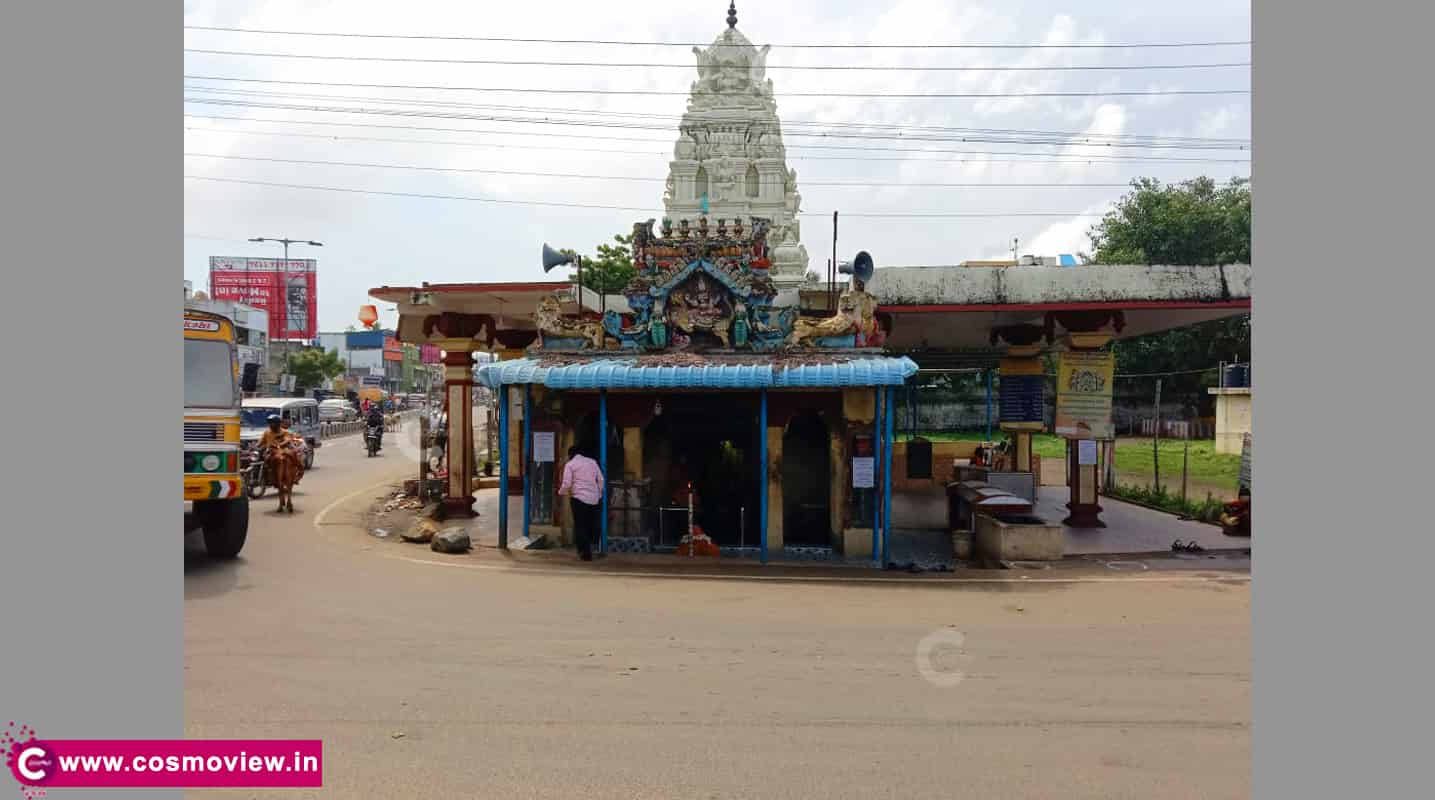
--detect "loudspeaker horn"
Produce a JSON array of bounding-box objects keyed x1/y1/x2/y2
[
  {"x1": 837, "y1": 250, "x2": 874, "y2": 284},
  {"x1": 541, "y1": 243, "x2": 573, "y2": 272}
]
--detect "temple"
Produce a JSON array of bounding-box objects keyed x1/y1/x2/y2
[
  {"x1": 366, "y1": 2, "x2": 1252, "y2": 565},
  {"x1": 478, "y1": 210, "x2": 915, "y2": 561},
  {"x1": 662, "y1": 2, "x2": 810, "y2": 288}
]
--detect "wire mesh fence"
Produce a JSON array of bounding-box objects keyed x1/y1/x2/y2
[{"x1": 890, "y1": 366, "x2": 1247, "y2": 505}]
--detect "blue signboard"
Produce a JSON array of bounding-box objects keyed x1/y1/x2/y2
[{"x1": 999, "y1": 375, "x2": 1045, "y2": 423}]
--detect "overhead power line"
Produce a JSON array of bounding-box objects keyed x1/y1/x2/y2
[
  {"x1": 184, "y1": 124, "x2": 1253, "y2": 166},
  {"x1": 183, "y1": 48, "x2": 1251, "y2": 72},
  {"x1": 180, "y1": 87, "x2": 1249, "y2": 144},
  {"x1": 181, "y1": 99, "x2": 1249, "y2": 153},
  {"x1": 184, "y1": 151, "x2": 1150, "y2": 188},
  {"x1": 183, "y1": 175, "x2": 1108, "y2": 217},
  {"x1": 183, "y1": 74, "x2": 1250, "y2": 99},
  {"x1": 183, "y1": 25, "x2": 1252, "y2": 50}
]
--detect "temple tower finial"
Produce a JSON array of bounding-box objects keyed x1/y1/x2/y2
[{"x1": 727, "y1": 2, "x2": 738, "y2": 29}]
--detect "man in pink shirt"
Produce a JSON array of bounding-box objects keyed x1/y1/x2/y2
[{"x1": 559, "y1": 445, "x2": 605, "y2": 561}]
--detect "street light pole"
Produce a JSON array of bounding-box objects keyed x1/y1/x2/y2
[{"x1": 248, "y1": 237, "x2": 323, "y2": 343}]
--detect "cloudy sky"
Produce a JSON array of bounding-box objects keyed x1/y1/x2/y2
[{"x1": 183, "y1": 0, "x2": 1250, "y2": 331}]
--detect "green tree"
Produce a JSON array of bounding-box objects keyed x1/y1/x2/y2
[
  {"x1": 286, "y1": 348, "x2": 346, "y2": 389},
  {"x1": 1085, "y1": 177, "x2": 1252, "y2": 415},
  {"x1": 1088, "y1": 176, "x2": 1250, "y2": 266},
  {"x1": 563, "y1": 233, "x2": 637, "y2": 294}
]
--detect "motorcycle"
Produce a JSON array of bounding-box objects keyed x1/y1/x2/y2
[
  {"x1": 241, "y1": 446, "x2": 267, "y2": 499},
  {"x1": 364, "y1": 424, "x2": 383, "y2": 457}
]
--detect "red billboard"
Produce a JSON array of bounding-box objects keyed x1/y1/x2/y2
[
  {"x1": 208, "y1": 257, "x2": 318, "y2": 341},
  {"x1": 383, "y1": 335, "x2": 403, "y2": 362}
]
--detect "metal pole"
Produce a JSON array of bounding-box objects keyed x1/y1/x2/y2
[
  {"x1": 599, "y1": 389, "x2": 608, "y2": 556},
  {"x1": 1152, "y1": 378, "x2": 1163, "y2": 493},
  {"x1": 883, "y1": 385, "x2": 895, "y2": 564},
  {"x1": 759, "y1": 389, "x2": 768, "y2": 564},
  {"x1": 498, "y1": 384, "x2": 509, "y2": 548},
  {"x1": 873, "y1": 386, "x2": 883, "y2": 565},
  {"x1": 521, "y1": 384, "x2": 532, "y2": 543},
  {"x1": 418, "y1": 414, "x2": 429, "y2": 500},
  {"x1": 831, "y1": 211, "x2": 839, "y2": 312}
]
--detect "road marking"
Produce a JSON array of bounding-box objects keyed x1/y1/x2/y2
[
  {"x1": 313, "y1": 478, "x2": 408, "y2": 530},
  {"x1": 386, "y1": 555, "x2": 1250, "y2": 585}
]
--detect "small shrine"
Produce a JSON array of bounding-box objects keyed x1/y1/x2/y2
[{"x1": 482, "y1": 205, "x2": 912, "y2": 565}]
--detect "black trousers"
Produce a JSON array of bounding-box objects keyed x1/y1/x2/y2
[{"x1": 570, "y1": 498, "x2": 599, "y2": 558}]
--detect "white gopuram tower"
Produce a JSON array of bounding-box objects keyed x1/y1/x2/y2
[{"x1": 662, "y1": 2, "x2": 811, "y2": 288}]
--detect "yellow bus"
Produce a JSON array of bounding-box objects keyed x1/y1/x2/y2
[{"x1": 183, "y1": 309, "x2": 249, "y2": 557}]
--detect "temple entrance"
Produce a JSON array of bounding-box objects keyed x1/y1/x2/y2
[
  {"x1": 574, "y1": 413, "x2": 624, "y2": 477},
  {"x1": 782, "y1": 410, "x2": 832, "y2": 547},
  {"x1": 640, "y1": 393, "x2": 761, "y2": 549}
]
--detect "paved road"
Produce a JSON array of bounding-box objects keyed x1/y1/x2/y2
[{"x1": 185, "y1": 425, "x2": 1250, "y2": 799}]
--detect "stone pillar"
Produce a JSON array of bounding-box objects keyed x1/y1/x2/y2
[
  {"x1": 436, "y1": 340, "x2": 478, "y2": 517},
  {"x1": 840, "y1": 389, "x2": 877, "y2": 557},
  {"x1": 766, "y1": 426, "x2": 784, "y2": 553},
  {"x1": 623, "y1": 427, "x2": 643, "y2": 481},
  {"x1": 1063, "y1": 331, "x2": 1113, "y2": 528}
]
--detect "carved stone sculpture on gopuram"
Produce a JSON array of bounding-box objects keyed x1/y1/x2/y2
[
  {"x1": 663, "y1": 2, "x2": 810, "y2": 288},
  {"x1": 592, "y1": 216, "x2": 797, "y2": 353}
]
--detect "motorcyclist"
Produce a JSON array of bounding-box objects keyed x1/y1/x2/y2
[
  {"x1": 257, "y1": 414, "x2": 292, "y2": 453},
  {"x1": 365, "y1": 404, "x2": 385, "y2": 451}
]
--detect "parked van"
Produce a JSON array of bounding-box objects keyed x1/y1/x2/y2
[{"x1": 240, "y1": 397, "x2": 322, "y2": 469}]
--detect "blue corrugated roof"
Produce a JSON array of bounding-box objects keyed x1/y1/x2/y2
[{"x1": 477, "y1": 356, "x2": 917, "y2": 390}]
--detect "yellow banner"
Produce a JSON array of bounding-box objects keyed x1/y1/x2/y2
[{"x1": 1054, "y1": 350, "x2": 1115, "y2": 439}]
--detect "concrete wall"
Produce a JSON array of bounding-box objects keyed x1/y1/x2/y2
[
  {"x1": 1212, "y1": 389, "x2": 1252, "y2": 454},
  {"x1": 867, "y1": 263, "x2": 1252, "y2": 306},
  {"x1": 890, "y1": 440, "x2": 982, "y2": 529}
]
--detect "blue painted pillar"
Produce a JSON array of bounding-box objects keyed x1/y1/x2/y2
[
  {"x1": 883, "y1": 385, "x2": 895, "y2": 564},
  {"x1": 521, "y1": 383, "x2": 531, "y2": 542},
  {"x1": 873, "y1": 385, "x2": 883, "y2": 565},
  {"x1": 759, "y1": 389, "x2": 768, "y2": 565},
  {"x1": 498, "y1": 384, "x2": 509, "y2": 548},
  {"x1": 599, "y1": 389, "x2": 608, "y2": 555}
]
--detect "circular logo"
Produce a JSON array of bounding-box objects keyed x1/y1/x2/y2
[
  {"x1": 11, "y1": 741, "x2": 56, "y2": 786},
  {"x1": 200, "y1": 454, "x2": 221, "y2": 471},
  {"x1": 915, "y1": 629, "x2": 968, "y2": 688}
]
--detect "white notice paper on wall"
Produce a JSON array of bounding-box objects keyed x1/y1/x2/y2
[
  {"x1": 1077, "y1": 439, "x2": 1098, "y2": 466},
  {"x1": 852, "y1": 457, "x2": 875, "y2": 488},
  {"x1": 533, "y1": 431, "x2": 555, "y2": 463}
]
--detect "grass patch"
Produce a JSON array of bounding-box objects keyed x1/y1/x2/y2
[
  {"x1": 1107, "y1": 484, "x2": 1227, "y2": 524},
  {"x1": 900, "y1": 430, "x2": 1240, "y2": 489}
]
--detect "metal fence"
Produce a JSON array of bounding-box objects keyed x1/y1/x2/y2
[{"x1": 320, "y1": 411, "x2": 412, "y2": 440}]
